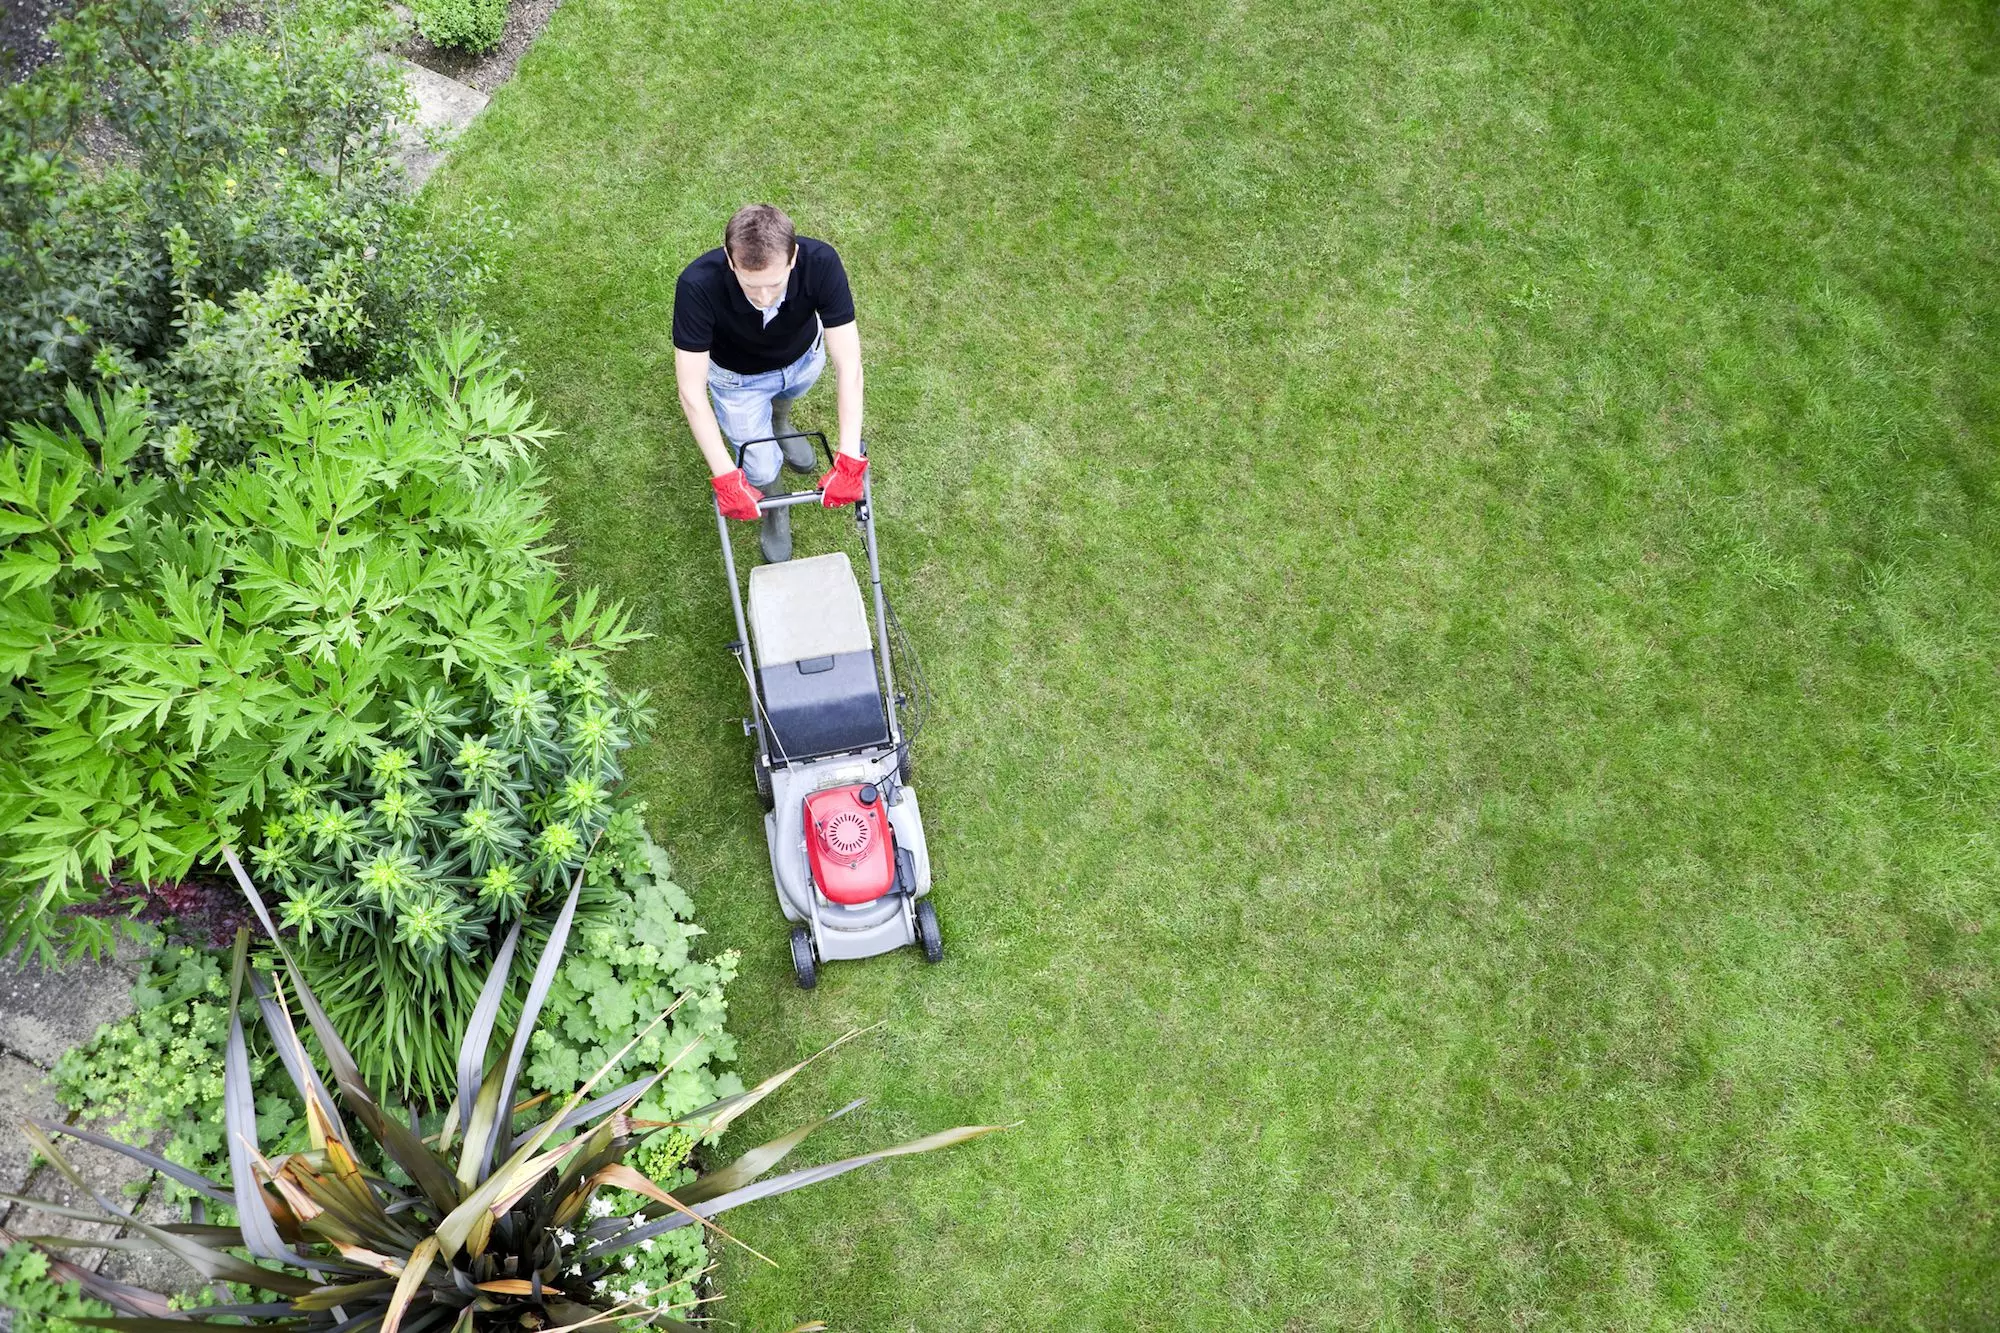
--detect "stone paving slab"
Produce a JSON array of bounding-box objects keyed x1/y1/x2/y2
[
  {"x1": 98, "y1": 1175, "x2": 205, "y2": 1297},
  {"x1": 0, "y1": 952, "x2": 139, "y2": 1070},
  {"x1": 0, "y1": 1053, "x2": 58, "y2": 1196},
  {"x1": 394, "y1": 58, "x2": 489, "y2": 190},
  {"x1": 0, "y1": 943, "x2": 168, "y2": 1303},
  {"x1": 2, "y1": 1118, "x2": 154, "y2": 1272}
]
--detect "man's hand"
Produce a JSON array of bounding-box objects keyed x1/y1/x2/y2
[
  {"x1": 818, "y1": 451, "x2": 869, "y2": 507},
  {"x1": 711, "y1": 468, "x2": 765, "y2": 521}
]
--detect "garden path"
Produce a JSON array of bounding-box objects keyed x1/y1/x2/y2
[
  {"x1": 394, "y1": 58, "x2": 489, "y2": 189},
  {"x1": 0, "y1": 950, "x2": 192, "y2": 1321}
]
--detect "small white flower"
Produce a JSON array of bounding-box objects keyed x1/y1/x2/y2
[
  {"x1": 638, "y1": 1238, "x2": 654, "y2": 1253},
  {"x1": 591, "y1": 1280, "x2": 606, "y2": 1295},
  {"x1": 587, "y1": 1196, "x2": 614, "y2": 1218},
  {"x1": 565, "y1": 1264, "x2": 581, "y2": 1277},
  {"x1": 554, "y1": 1227, "x2": 575, "y2": 1246},
  {"x1": 630, "y1": 1281, "x2": 649, "y2": 1298},
  {"x1": 620, "y1": 1255, "x2": 635, "y2": 1271}
]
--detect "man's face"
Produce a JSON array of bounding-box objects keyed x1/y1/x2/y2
[{"x1": 727, "y1": 246, "x2": 796, "y2": 310}]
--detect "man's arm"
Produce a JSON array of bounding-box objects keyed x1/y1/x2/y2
[
  {"x1": 674, "y1": 348, "x2": 736, "y2": 477},
  {"x1": 823, "y1": 321, "x2": 864, "y2": 458}
]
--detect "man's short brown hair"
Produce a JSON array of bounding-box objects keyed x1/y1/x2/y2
[{"x1": 724, "y1": 205, "x2": 797, "y2": 270}]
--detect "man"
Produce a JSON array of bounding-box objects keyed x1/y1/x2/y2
[{"x1": 672, "y1": 204, "x2": 869, "y2": 563}]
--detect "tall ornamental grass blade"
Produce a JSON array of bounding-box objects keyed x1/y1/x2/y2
[
  {"x1": 23, "y1": 1121, "x2": 231, "y2": 1205},
  {"x1": 74, "y1": 1312, "x2": 312, "y2": 1320},
  {"x1": 453, "y1": 921, "x2": 520, "y2": 1143},
  {"x1": 546, "y1": 1117, "x2": 626, "y2": 1228},
  {"x1": 586, "y1": 1122, "x2": 1012, "y2": 1260},
  {"x1": 0, "y1": 1190, "x2": 236, "y2": 1244},
  {"x1": 536, "y1": 1300, "x2": 602, "y2": 1332},
  {"x1": 557, "y1": 1309, "x2": 695, "y2": 1333},
  {"x1": 0, "y1": 1194, "x2": 110, "y2": 1225},
  {"x1": 698, "y1": 1123, "x2": 1013, "y2": 1217},
  {"x1": 279, "y1": 1154, "x2": 411, "y2": 1248},
  {"x1": 18, "y1": 1125, "x2": 320, "y2": 1297},
  {"x1": 434, "y1": 1091, "x2": 552, "y2": 1152},
  {"x1": 225, "y1": 931, "x2": 300, "y2": 1264},
  {"x1": 378, "y1": 1235, "x2": 438, "y2": 1333},
  {"x1": 56, "y1": 1277, "x2": 175, "y2": 1320},
  {"x1": 434, "y1": 1000, "x2": 676, "y2": 1264},
  {"x1": 575, "y1": 1163, "x2": 773, "y2": 1268},
  {"x1": 548, "y1": 1072, "x2": 662, "y2": 1138},
  {"x1": 439, "y1": 1001, "x2": 678, "y2": 1258},
  {"x1": 324, "y1": 1310, "x2": 386, "y2": 1333},
  {"x1": 223, "y1": 848, "x2": 463, "y2": 1215},
  {"x1": 252, "y1": 969, "x2": 352, "y2": 1155},
  {"x1": 483, "y1": 861, "x2": 589, "y2": 1174},
  {"x1": 666, "y1": 1024, "x2": 878, "y2": 1141},
  {"x1": 289, "y1": 1278, "x2": 398, "y2": 1311},
  {"x1": 453, "y1": 1063, "x2": 507, "y2": 1190},
  {"x1": 14, "y1": 1236, "x2": 192, "y2": 1253},
  {"x1": 671, "y1": 1098, "x2": 864, "y2": 1208},
  {"x1": 16, "y1": 1123, "x2": 146, "y2": 1222}
]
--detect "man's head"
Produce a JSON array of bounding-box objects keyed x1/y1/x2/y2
[{"x1": 724, "y1": 204, "x2": 797, "y2": 310}]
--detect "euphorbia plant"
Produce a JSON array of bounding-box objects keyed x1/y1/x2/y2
[{"x1": 0, "y1": 850, "x2": 1003, "y2": 1332}]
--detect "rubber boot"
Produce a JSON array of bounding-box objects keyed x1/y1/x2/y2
[
  {"x1": 757, "y1": 475, "x2": 792, "y2": 564},
  {"x1": 772, "y1": 398, "x2": 815, "y2": 473}
]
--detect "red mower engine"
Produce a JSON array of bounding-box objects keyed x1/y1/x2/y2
[{"x1": 804, "y1": 783, "x2": 897, "y2": 904}]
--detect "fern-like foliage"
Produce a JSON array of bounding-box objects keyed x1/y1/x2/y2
[{"x1": 0, "y1": 326, "x2": 642, "y2": 964}]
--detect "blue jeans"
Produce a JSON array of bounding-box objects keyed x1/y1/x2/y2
[{"x1": 708, "y1": 331, "x2": 826, "y2": 486}]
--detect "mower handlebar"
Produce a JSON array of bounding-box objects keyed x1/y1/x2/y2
[{"x1": 754, "y1": 488, "x2": 832, "y2": 513}]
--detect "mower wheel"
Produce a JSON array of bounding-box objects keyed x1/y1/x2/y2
[
  {"x1": 897, "y1": 746, "x2": 914, "y2": 786},
  {"x1": 789, "y1": 927, "x2": 817, "y2": 989},
  {"x1": 753, "y1": 756, "x2": 774, "y2": 812},
  {"x1": 914, "y1": 898, "x2": 943, "y2": 964}
]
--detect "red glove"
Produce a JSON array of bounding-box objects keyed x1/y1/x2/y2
[
  {"x1": 710, "y1": 468, "x2": 763, "y2": 521},
  {"x1": 818, "y1": 451, "x2": 869, "y2": 507}
]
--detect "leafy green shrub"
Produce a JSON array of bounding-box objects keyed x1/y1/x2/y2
[
  {"x1": 0, "y1": 326, "x2": 641, "y2": 963},
  {"x1": 526, "y1": 844, "x2": 741, "y2": 1119},
  {"x1": 5, "y1": 860, "x2": 1004, "y2": 1333},
  {"x1": 51, "y1": 943, "x2": 301, "y2": 1200},
  {"x1": 253, "y1": 663, "x2": 658, "y2": 1103},
  {"x1": 413, "y1": 0, "x2": 507, "y2": 54},
  {"x1": 0, "y1": 0, "x2": 494, "y2": 455}
]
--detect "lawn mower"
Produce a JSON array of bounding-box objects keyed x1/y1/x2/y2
[{"x1": 713, "y1": 431, "x2": 940, "y2": 989}]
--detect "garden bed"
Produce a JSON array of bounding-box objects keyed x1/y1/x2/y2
[
  {"x1": 395, "y1": 0, "x2": 560, "y2": 93},
  {"x1": 0, "y1": 0, "x2": 80, "y2": 82}
]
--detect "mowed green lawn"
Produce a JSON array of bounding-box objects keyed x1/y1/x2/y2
[{"x1": 431, "y1": 0, "x2": 2000, "y2": 1325}]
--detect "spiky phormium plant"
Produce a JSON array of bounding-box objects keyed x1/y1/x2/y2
[{"x1": 0, "y1": 850, "x2": 1003, "y2": 1333}]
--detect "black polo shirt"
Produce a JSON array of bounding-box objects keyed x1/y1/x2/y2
[{"x1": 671, "y1": 236, "x2": 856, "y2": 375}]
